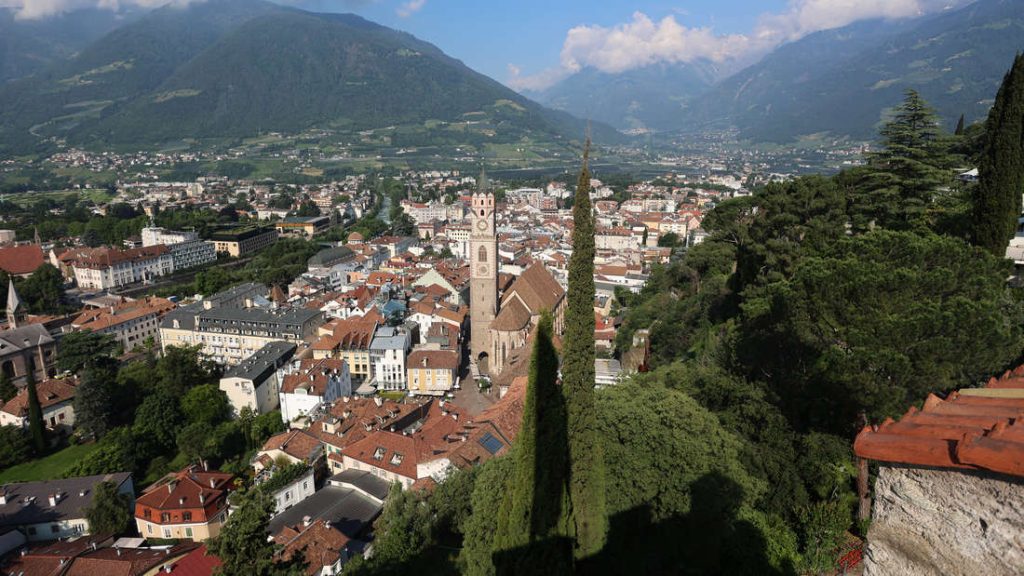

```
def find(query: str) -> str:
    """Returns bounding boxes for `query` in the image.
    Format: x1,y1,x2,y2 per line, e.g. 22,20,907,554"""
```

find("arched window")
478,246,487,263
479,209,485,217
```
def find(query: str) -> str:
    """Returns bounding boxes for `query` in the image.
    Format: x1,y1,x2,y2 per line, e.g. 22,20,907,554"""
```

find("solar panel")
478,432,503,455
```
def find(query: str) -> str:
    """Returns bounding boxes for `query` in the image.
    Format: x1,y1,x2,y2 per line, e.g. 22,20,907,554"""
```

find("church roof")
491,297,531,332
500,262,564,315
0,243,45,276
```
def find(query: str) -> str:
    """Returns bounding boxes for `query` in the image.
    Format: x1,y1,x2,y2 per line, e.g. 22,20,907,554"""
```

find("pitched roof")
260,429,323,463
854,366,1024,478
490,297,532,332
281,358,347,396
407,349,459,371
135,466,233,517
277,521,350,576
1,377,77,418
165,545,222,576
71,297,177,332
501,262,564,316
0,243,45,275
0,473,132,529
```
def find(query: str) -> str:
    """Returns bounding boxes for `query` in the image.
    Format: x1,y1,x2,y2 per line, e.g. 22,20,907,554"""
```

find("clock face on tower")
477,264,489,276
476,219,489,232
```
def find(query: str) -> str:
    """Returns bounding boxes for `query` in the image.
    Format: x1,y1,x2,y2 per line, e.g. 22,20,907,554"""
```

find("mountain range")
534,0,1024,141
0,0,615,154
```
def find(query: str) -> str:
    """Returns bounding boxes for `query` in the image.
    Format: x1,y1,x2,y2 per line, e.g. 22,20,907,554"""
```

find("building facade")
72,246,174,290
209,226,278,258
219,341,297,416
134,466,233,542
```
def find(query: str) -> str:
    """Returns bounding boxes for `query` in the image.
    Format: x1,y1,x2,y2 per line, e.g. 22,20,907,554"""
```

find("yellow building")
406,349,459,396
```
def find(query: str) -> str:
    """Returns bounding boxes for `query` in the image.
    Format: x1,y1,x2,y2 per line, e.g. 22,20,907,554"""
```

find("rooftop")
0,473,132,529
854,366,1024,479
222,341,297,383
266,485,381,539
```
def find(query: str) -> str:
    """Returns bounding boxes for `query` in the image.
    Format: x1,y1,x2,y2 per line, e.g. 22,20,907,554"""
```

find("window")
143,508,151,519
51,525,59,534
478,246,487,263
185,527,193,538
182,511,192,522
163,528,171,539
161,512,171,522
147,524,153,534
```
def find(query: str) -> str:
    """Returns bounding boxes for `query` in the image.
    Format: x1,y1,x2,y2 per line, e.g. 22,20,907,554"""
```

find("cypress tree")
25,364,45,453
972,53,1024,256
562,138,607,559
955,113,966,136
0,371,16,403
492,312,571,574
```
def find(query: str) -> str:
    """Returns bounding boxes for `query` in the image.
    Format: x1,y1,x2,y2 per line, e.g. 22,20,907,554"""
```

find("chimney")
374,397,382,407
303,515,312,527
0,489,6,506
116,548,121,557
209,478,217,489
79,489,86,497
164,564,173,573
200,494,206,505
48,493,58,507
167,481,176,493
179,497,185,505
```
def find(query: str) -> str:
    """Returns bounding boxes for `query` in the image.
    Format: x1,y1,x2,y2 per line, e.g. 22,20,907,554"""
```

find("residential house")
253,428,325,474
369,326,412,391
134,465,234,541
0,376,78,432
0,473,134,541
406,349,459,396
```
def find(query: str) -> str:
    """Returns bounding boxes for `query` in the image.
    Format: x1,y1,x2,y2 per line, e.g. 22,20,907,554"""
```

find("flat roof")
267,486,382,538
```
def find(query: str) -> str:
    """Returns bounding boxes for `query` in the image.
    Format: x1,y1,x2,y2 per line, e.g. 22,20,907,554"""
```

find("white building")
72,246,174,290
219,342,297,416
370,325,412,391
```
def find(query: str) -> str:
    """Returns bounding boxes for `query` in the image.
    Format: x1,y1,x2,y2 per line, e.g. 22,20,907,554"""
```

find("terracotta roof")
72,297,176,332
73,245,169,270
260,428,324,463
448,376,527,468
341,405,463,480
281,358,347,396
854,367,1024,478
407,349,459,371
0,243,45,275
1,377,77,418
165,545,222,576
277,521,350,575
500,263,564,316
491,297,532,332
135,466,233,521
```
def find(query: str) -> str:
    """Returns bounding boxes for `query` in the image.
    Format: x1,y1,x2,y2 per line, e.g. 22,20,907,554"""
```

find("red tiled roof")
73,245,169,270
854,367,1024,478
166,545,221,576
72,297,176,331
260,428,323,462
0,243,45,275
277,521,350,575
407,349,459,371
281,358,347,396
135,466,233,522
1,377,77,418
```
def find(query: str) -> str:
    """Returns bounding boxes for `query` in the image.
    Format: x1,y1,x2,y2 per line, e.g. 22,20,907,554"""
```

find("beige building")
134,466,233,542
0,377,77,432
406,348,459,396
219,341,296,416
68,296,176,352
488,263,565,376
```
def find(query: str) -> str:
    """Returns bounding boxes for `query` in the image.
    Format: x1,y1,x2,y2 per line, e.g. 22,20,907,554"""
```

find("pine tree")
861,89,954,229
562,138,607,559
972,53,1024,256
25,365,45,453
492,312,571,573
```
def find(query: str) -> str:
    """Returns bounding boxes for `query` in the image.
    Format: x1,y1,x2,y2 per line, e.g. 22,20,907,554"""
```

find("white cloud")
10,0,197,20
511,0,967,90
395,0,423,18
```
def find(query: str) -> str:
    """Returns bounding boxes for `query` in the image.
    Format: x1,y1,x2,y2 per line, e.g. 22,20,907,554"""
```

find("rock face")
864,464,1024,576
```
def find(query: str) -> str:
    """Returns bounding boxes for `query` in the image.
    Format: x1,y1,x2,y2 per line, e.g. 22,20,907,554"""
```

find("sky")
6,0,969,90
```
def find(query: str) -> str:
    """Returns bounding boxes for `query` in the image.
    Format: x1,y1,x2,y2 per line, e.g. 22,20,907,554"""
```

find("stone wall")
864,464,1024,576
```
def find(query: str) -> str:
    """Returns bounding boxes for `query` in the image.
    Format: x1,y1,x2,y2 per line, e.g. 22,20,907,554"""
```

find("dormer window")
373,447,386,461
390,453,403,466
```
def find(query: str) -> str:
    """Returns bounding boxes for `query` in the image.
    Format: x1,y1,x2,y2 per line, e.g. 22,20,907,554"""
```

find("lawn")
0,442,101,483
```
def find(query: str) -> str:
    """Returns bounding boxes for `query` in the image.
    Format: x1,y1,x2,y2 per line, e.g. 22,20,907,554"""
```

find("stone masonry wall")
864,464,1024,576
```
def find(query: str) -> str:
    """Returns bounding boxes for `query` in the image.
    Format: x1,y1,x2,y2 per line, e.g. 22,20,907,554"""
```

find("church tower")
470,171,497,374
7,280,25,329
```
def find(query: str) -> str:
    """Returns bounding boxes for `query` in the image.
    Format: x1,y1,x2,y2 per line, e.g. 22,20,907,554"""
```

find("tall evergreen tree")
971,53,1024,256
74,362,116,440
955,113,966,136
492,312,571,573
0,371,16,403
562,138,607,559
860,89,954,230
24,364,45,453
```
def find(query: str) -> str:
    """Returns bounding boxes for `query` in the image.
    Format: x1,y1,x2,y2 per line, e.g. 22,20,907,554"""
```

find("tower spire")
478,165,488,192
7,279,24,329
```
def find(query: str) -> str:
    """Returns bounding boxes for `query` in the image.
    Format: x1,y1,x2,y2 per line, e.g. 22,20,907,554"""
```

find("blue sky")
8,0,968,89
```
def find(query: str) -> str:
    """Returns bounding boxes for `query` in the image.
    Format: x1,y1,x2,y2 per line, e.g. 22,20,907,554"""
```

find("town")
0,162,724,573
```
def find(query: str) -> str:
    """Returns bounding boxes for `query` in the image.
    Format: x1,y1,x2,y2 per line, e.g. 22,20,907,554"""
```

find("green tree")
181,384,232,426
0,425,32,469
492,312,571,573
156,345,215,395
971,53,1024,256
74,362,117,439
860,89,955,230
657,231,681,248
0,371,16,402
57,331,117,374
209,489,305,576
18,264,66,314
24,368,45,453
83,481,133,536
461,458,514,576
561,138,607,558
133,389,184,450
